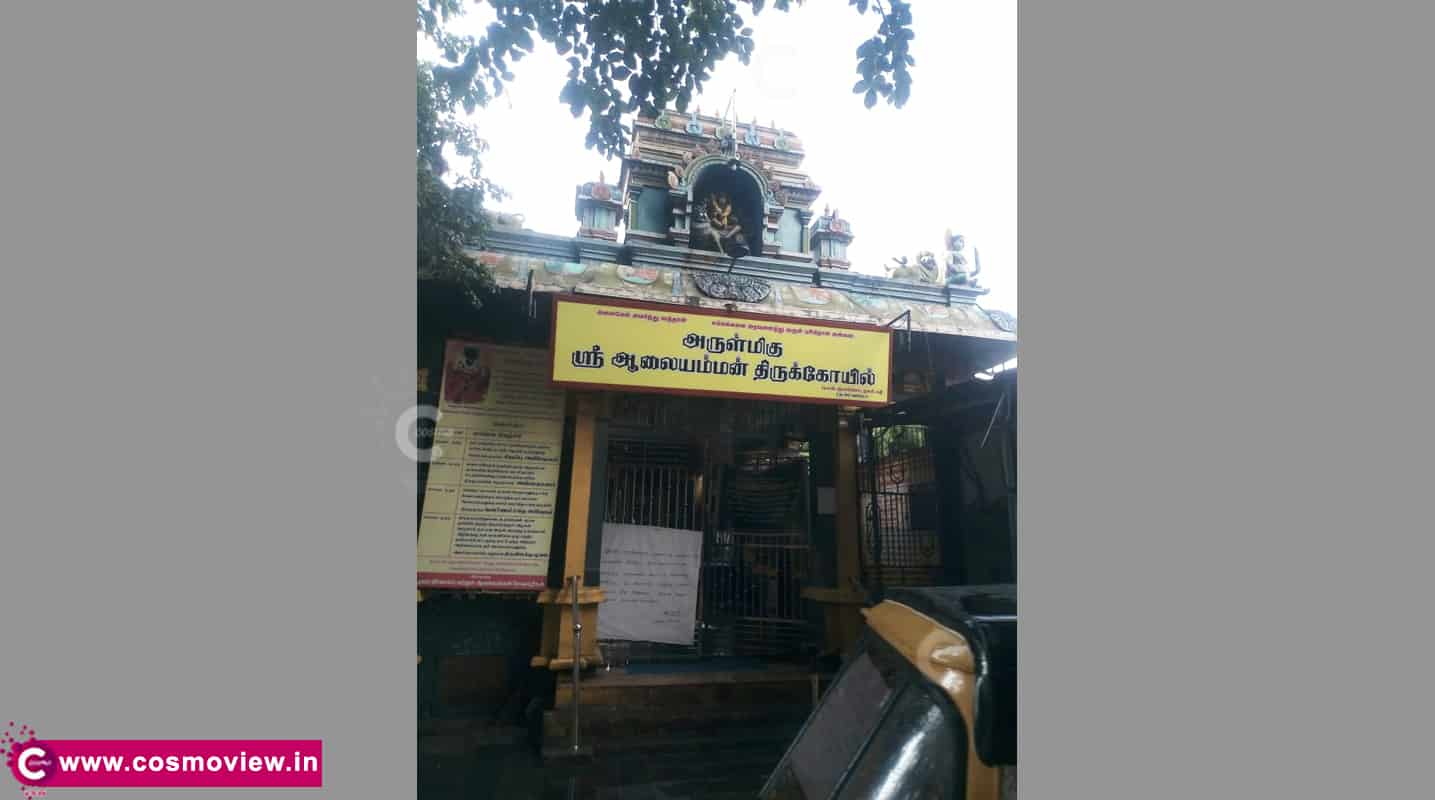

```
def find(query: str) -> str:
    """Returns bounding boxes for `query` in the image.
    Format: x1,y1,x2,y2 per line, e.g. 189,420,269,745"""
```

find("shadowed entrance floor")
419,720,801,799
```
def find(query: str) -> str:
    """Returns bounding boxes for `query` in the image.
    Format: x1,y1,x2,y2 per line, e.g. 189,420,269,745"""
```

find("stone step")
555,663,831,708
543,702,811,746
421,722,800,799
540,662,826,781
543,726,798,799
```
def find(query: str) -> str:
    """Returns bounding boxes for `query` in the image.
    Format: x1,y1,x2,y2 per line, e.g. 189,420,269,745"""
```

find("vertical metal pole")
569,574,582,754
643,465,651,525
867,419,884,599
1002,404,1017,582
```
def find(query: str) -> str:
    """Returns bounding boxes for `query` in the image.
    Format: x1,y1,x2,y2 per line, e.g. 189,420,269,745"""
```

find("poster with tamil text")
417,341,565,591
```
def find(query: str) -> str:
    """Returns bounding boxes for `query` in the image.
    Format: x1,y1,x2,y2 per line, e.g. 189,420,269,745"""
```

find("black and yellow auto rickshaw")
760,585,1016,800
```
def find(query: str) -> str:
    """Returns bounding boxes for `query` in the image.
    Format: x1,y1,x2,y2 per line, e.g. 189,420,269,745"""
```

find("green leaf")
420,0,927,204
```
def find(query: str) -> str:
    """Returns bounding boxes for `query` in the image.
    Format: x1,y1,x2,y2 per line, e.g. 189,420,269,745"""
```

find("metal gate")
600,394,815,663
858,421,944,594
602,428,704,664
702,447,812,657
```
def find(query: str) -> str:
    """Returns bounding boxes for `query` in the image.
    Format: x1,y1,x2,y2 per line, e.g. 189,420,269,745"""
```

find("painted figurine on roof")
887,251,940,283
944,230,983,288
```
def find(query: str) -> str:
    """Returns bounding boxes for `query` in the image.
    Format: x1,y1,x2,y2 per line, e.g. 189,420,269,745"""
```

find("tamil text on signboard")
550,297,892,406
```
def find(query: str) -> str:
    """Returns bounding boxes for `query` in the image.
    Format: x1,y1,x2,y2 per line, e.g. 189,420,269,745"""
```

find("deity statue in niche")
692,191,749,258
707,193,736,231
688,160,764,261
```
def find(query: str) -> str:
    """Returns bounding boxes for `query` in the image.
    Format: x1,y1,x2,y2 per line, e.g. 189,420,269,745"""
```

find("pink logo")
4,723,321,793
4,724,49,797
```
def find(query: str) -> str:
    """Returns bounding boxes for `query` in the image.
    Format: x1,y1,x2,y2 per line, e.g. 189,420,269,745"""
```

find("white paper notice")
597,524,703,645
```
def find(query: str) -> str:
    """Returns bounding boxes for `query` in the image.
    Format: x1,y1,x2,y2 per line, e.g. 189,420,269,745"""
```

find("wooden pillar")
834,412,864,589
803,409,869,657
532,392,606,671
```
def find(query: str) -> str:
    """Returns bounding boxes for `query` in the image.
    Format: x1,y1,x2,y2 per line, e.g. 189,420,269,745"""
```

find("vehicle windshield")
761,641,960,799
834,685,957,800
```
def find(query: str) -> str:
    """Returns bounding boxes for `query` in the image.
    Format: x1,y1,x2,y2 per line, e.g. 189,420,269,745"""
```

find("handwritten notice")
417,341,566,591
597,524,703,645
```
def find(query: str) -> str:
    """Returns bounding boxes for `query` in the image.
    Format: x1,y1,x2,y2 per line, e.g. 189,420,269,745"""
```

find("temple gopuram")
474,108,1014,370
417,109,1017,769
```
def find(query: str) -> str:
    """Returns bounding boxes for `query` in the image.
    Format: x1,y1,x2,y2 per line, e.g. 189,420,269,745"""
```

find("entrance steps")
541,659,832,752
535,661,831,798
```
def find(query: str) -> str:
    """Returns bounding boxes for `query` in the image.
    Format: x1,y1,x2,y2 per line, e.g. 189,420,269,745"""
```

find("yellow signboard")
417,341,566,591
551,296,892,406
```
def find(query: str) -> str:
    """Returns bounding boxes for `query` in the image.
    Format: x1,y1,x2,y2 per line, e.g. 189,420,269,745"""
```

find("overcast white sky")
421,1,1016,314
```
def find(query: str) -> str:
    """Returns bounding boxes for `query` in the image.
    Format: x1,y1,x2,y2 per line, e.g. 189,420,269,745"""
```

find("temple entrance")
598,393,819,665
858,421,945,594
855,372,1018,595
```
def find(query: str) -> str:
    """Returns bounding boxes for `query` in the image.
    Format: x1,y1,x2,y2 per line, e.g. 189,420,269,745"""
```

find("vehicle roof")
885,584,1016,766
886,584,1016,628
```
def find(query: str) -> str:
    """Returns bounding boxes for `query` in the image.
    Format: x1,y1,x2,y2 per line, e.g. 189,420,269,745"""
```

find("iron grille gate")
599,394,815,664
858,421,945,594
602,435,704,664
705,449,812,657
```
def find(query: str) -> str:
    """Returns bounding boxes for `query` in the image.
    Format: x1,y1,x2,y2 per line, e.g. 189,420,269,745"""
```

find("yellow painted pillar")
834,411,864,589
531,392,606,671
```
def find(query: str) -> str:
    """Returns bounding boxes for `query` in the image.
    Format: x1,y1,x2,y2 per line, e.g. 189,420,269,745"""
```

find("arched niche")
686,157,770,257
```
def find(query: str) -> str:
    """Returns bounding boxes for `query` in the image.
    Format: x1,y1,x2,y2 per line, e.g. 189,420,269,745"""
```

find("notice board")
417,341,566,591
596,524,703,645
